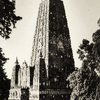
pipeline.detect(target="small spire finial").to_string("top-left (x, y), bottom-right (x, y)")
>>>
top-left (40, 52), bottom-right (43, 58)
top-left (15, 57), bottom-right (19, 65)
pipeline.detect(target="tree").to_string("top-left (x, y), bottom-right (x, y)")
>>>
top-left (0, 0), bottom-right (22, 78)
top-left (67, 26), bottom-right (100, 100)
top-left (0, 0), bottom-right (22, 39)
top-left (68, 63), bottom-right (99, 100)
top-left (0, 48), bottom-right (8, 80)
top-left (0, 48), bottom-right (10, 100)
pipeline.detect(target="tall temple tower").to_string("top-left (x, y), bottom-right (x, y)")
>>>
top-left (8, 0), bottom-right (75, 100)
top-left (31, 0), bottom-right (75, 100)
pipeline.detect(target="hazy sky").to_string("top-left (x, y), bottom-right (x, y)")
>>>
top-left (0, 0), bottom-right (100, 78)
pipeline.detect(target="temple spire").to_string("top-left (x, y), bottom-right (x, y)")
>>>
top-left (15, 57), bottom-right (19, 65)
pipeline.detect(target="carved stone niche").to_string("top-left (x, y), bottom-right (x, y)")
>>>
top-left (21, 88), bottom-right (29, 100)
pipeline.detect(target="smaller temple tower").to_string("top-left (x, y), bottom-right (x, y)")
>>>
top-left (20, 61), bottom-right (30, 88)
top-left (8, 59), bottom-right (34, 100)
top-left (11, 58), bottom-right (20, 88)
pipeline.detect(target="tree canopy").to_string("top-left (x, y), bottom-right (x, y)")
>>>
top-left (0, 0), bottom-right (22, 79)
top-left (0, 48), bottom-right (8, 79)
top-left (0, 0), bottom-right (22, 78)
top-left (67, 27), bottom-right (100, 100)
top-left (0, 0), bottom-right (22, 39)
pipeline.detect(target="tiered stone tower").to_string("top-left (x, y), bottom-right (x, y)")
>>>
top-left (8, 59), bottom-right (34, 100)
top-left (31, 0), bottom-right (75, 99)
top-left (8, 0), bottom-right (75, 100)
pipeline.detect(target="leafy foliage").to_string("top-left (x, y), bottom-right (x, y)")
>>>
top-left (68, 66), bottom-right (99, 100)
top-left (68, 28), bottom-right (100, 100)
top-left (0, 0), bottom-right (22, 78)
top-left (0, 47), bottom-right (8, 88)
top-left (0, 0), bottom-right (22, 39)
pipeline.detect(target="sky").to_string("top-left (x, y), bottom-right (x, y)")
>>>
top-left (0, 0), bottom-right (100, 78)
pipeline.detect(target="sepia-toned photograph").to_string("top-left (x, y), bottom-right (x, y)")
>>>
top-left (0, 0), bottom-right (100, 100)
